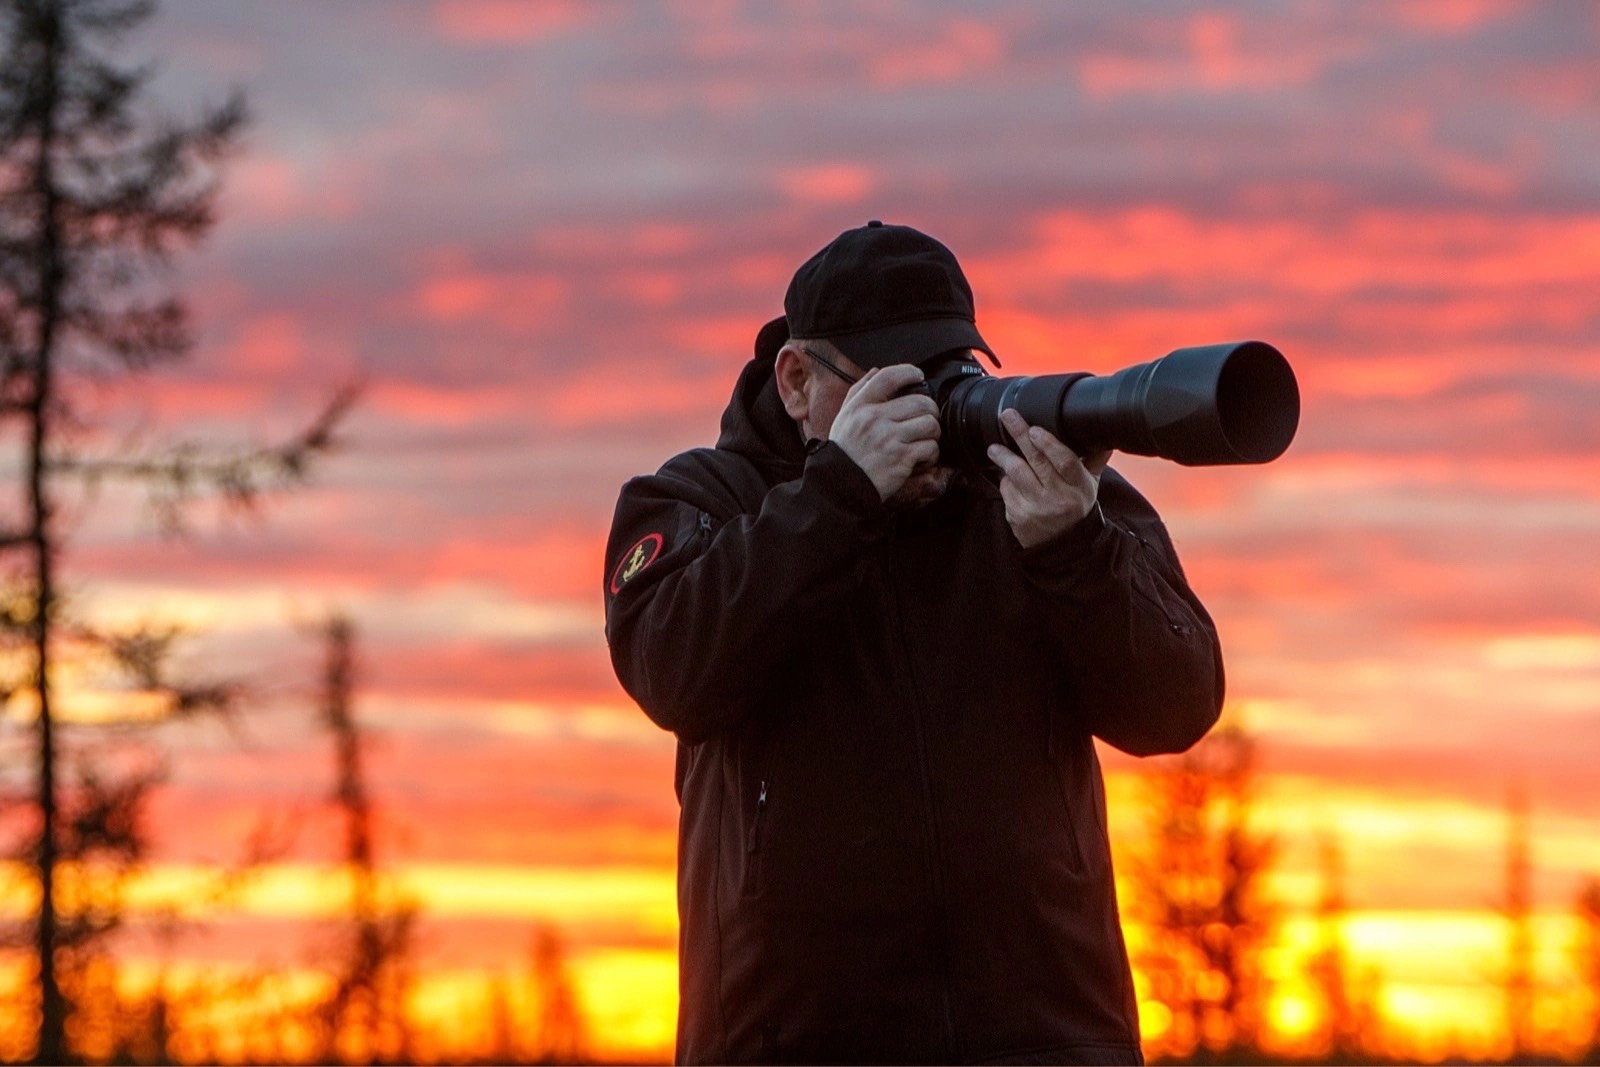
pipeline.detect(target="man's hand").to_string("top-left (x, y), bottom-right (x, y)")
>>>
top-left (828, 364), bottom-right (942, 501)
top-left (987, 408), bottom-right (1112, 549)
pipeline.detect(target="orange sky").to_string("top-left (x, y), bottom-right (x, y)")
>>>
top-left (5, 0), bottom-right (1599, 1061)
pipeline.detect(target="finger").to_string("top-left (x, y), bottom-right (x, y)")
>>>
top-left (853, 363), bottom-right (923, 403)
top-left (841, 366), bottom-right (880, 402)
top-left (1002, 410), bottom-right (1057, 480)
top-left (895, 412), bottom-right (941, 443)
top-left (986, 441), bottom-right (1040, 489)
top-left (1025, 425), bottom-right (1081, 476)
top-left (999, 407), bottom-right (1029, 448)
top-left (883, 392), bottom-right (940, 423)
top-left (1083, 449), bottom-right (1113, 477)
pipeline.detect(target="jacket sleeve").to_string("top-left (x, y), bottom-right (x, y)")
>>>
top-left (603, 443), bottom-right (886, 744)
top-left (1019, 468), bottom-right (1225, 757)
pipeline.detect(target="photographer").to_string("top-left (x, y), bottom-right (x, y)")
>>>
top-left (604, 221), bottom-right (1224, 1065)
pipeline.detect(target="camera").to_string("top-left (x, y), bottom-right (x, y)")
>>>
top-left (918, 341), bottom-right (1300, 468)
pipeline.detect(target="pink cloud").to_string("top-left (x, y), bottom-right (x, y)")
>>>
top-left (222, 153), bottom-right (363, 225)
top-left (427, 528), bottom-right (607, 601)
top-left (962, 207), bottom-right (1600, 373)
top-left (363, 643), bottom-right (620, 708)
top-left (1388, 0), bottom-right (1525, 34)
top-left (368, 379), bottom-right (530, 426)
top-left (612, 269), bottom-right (685, 310)
top-left (776, 163), bottom-right (877, 206)
top-left (1078, 11), bottom-right (1363, 97)
top-left (413, 268), bottom-right (570, 331)
top-left (226, 312), bottom-right (312, 375)
top-left (533, 222), bottom-right (706, 261)
top-left (867, 17), bottom-right (1006, 88)
top-left (432, 0), bottom-right (592, 43)
top-left (539, 357), bottom-right (722, 429)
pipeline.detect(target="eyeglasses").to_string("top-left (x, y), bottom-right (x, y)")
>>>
top-left (800, 345), bottom-right (861, 387)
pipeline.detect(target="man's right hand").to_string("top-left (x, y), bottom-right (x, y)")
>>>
top-left (827, 364), bottom-right (942, 501)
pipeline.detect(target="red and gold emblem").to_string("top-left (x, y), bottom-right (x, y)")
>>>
top-left (610, 532), bottom-right (664, 594)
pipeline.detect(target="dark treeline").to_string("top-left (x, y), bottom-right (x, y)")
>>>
top-left (0, 609), bottom-right (596, 1065)
top-left (1127, 721), bottom-right (1600, 1065)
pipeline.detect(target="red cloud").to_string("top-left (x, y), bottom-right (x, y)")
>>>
top-left (144, 725), bottom-right (679, 867)
top-left (363, 643), bottom-right (621, 707)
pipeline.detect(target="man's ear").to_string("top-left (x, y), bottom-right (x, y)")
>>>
top-left (774, 344), bottom-right (811, 423)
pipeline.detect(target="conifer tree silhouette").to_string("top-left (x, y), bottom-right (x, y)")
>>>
top-left (1502, 784), bottom-right (1536, 1063)
top-left (1307, 831), bottom-right (1386, 1062)
top-left (527, 923), bottom-right (586, 1064)
top-left (1128, 722), bottom-right (1274, 1062)
top-left (316, 613), bottom-right (416, 1065)
top-left (1575, 875), bottom-right (1600, 1062)
top-left (0, 1), bottom-right (351, 1059)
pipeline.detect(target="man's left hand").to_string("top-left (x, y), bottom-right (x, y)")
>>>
top-left (987, 408), bottom-right (1113, 549)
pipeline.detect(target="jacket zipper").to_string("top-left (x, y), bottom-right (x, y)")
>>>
top-left (879, 550), bottom-right (959, 1059)
top-left (744, 779), bottom-right (767, 895)
top-left (746, 779), bottom-right (767, 852)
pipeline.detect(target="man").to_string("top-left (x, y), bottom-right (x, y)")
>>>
top-left (604, 221), bottom-right (1223, 1065)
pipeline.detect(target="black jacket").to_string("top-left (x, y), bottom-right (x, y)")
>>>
top-left (603, 351), bottom-right (1224, 1065)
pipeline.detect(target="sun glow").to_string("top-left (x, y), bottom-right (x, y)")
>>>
top-left (4, 854), bottom-right (1598, 1062)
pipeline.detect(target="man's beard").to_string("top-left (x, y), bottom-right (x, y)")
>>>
top-left (886, 466), bottom-right (956, 509)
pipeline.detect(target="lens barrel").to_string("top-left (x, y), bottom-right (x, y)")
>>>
top-left (937, 341), bottom-right (1300, 467)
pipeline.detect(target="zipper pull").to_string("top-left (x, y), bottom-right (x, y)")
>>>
top-left (746, 780), bottom-right (767, 853)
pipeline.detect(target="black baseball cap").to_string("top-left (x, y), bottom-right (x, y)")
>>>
top-left (753, 221), bottom-right (999, 371)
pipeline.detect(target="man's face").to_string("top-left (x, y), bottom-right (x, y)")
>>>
top-left (804, 350), bottom-right (957, 509)
top-left (796, 349), bottom-right (857, 443)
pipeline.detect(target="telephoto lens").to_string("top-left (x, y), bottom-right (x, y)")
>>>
top-left (929, 341), bottom-right (1300, 468)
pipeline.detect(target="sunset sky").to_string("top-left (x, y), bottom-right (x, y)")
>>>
top-left (11, 0), bottom-right (1600, 1060)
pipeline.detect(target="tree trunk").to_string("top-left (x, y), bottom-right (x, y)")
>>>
top-left (27, 3), bottom-right (66, 1061)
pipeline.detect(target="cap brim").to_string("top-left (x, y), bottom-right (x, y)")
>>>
top-left (830, 317), bottom-right (999, 370)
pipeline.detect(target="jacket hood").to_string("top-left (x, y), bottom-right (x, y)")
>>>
top-left (714, 351), bottom-right (807, 479)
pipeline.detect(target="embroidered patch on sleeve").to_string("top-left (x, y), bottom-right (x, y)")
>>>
top-left (610, 532), bottom-right (665, 594)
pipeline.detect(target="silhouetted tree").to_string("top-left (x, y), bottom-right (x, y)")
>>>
top-left (476, 924), bottom-right (589, 1064)
top-left (1576, 875), bottom-right (1600, 1063)
top-left (1309, 832), bottom-right (1354, 1060)
top-left (527, 923), bottom-right (586, 1065)
top-left (487, 974), bottom-right (517, 1064)
top-left (316, 614), bottom-right (416, 1065)
top-left (1502, 784), bottom-right (1536, 1063)
top-left (1129, 722), bottom-right (1275, 1062)
top-left (1307, 831), bottom-right (1385, 1062)
top-left (0, 1), bottom-right (351, 1060)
